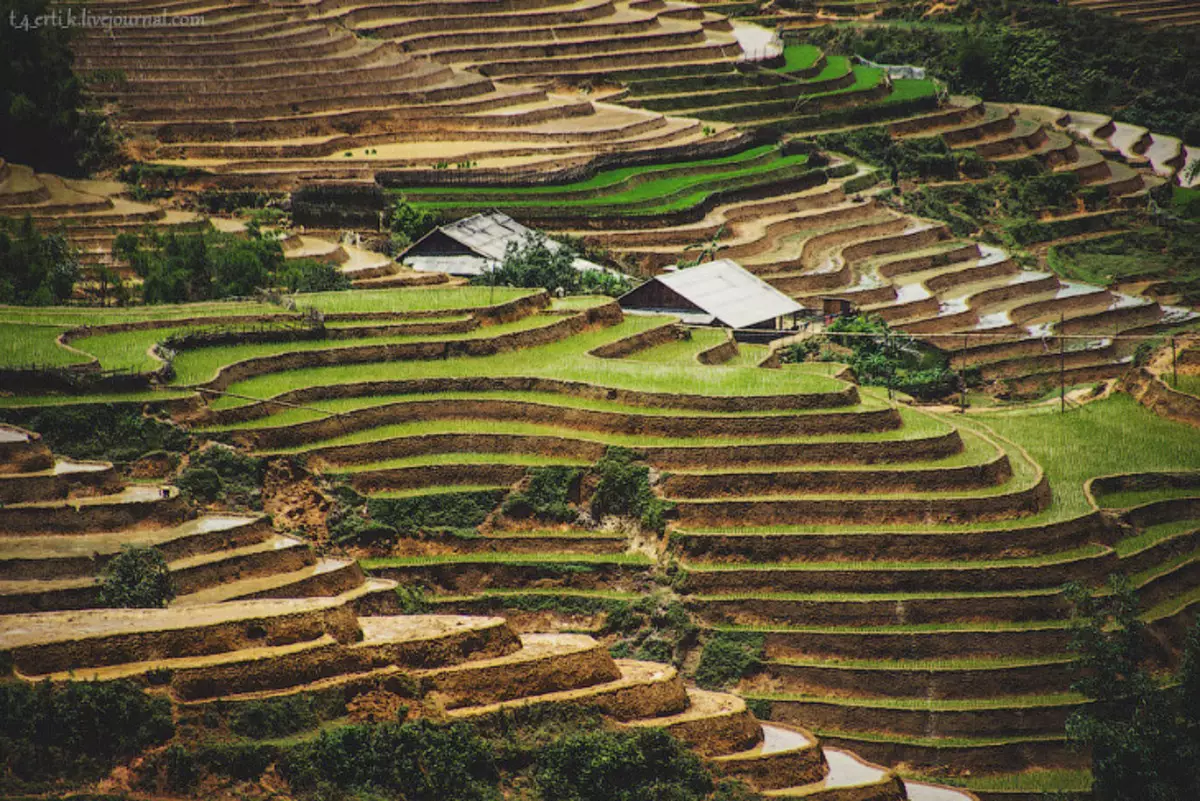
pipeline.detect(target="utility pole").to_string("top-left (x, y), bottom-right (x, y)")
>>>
top-left (1172, 337), bottom-right (1178, 388)
top-left (960, 333), bottom-right (968, 413)
top-left (1060, 313), bottom-right (1066, 414)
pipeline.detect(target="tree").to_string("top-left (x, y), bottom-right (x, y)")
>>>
top-left (98, 545), bottom-right (175, 608)
top-left (386, 196), bottom-right (438, 255)
top-left (1, 0), bottom-right (119, 175)
top-left (477, 233), bottom-right (631, 296)
top-left (1064, 576), bottom-right (1200, 800)
top-left (535, 728), bottom-right (713, 801)
top-left (0, 215), bottom-right (80, 305)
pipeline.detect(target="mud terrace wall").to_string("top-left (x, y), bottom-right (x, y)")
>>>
top-left (194, 374), bottom-right (862, 426)
top-left (672, 510), bottom-right (1116, 563)
top-left (697, 331), bottom-right (738, 365)
top-left (201, 303), bottom-right (619, 392)
top-left (1121, 366), bottom-right (1200, 428)
top-left (302, 429), bottom-right (963, 471)
top-left (589, 321), bottom-right (683, 358)
top-left (662, 455), bottom-right (1012, 498)
top-left (225, 400), bottom-right (902, 451)
top-left (816, 732), bottom-right (1085, 773)
top-left (673, 473), bottom-right (1051, 528)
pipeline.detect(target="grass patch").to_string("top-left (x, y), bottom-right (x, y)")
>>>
top-left (750, 691), bottom-right (1083, 710)
top-left (964, 395), bottom-right (1200, 520)
top-left (775, 44), bottom-right (823, 73)
top-left (1098, 486), bottom-right (1200, 509)
top-left (409, 152), bottom-right (811, 213)
top-left (626, 329), bottom-right (728, 365)
top-left (682, 544), bottom-right (1105, 572)
top-left (909, 768), bottom-right (1093, 792)
top-left (205, 386), bottom-right (887, 433)
top-left (361, 552), bottom-right (651, 568)
top-left (212, 317), bottom-right (847, 408)
top-left (329, 453), bottom-right (593, 472)
top-left (0, 323), bottom-right (90, 369)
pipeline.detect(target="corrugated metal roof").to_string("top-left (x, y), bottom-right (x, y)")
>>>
top-left (438, 212), bottom-right (538, 261)
top-left (405, 212), bottom-right (608, 276)
top-left (650, 259), bottom-right (802, 329)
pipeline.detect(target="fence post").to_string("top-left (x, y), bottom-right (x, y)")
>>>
top-left (1059, 313), bottom-right (1066, 414)
top-left (1172, 337), bottom-right (1178, 388)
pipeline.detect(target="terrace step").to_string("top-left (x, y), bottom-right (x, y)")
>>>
top-left (411, 632), bottom-right (621, 708)
top-left (762, 654), bottom-right (1077, 699)
top-left (626, 686), bottom-right (763, 756)
top-left (711, 722), bottom-right (827, 790)
top-left (448, 658), bottom-right (691, 722)
top-left (173, 557), bottom-right (367, 605)
top-left (765, 747), bottom-right (904, 799)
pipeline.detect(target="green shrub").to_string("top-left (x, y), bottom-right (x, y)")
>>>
top-left (590, 447), bottom-right (673, 532)
top-left (280, 719), bottom-right (499, 801)
top-left (473, 233), bottom-right (631, 296)
top-left (176, 444), bottom-right (265, 508)
top-left (276, 258), bottom-right (351, 293)
top-left (98, 545), bottom-right (175, 609)
top-left (230, 696), bottom-right (323, 740)
top-left (387, 196), bottom-right (438, 243)
top-left (5, 405), bottom-right (188, 463)
top-left (0, 679), bottom-right (174, 789)
top-left (0, 216), bottom-right (80, 306)
top-left (502, 466), bottom-right (582, 522)
top-left (366, 489), bottom-right (507, 539)
top-left (695, 632), bottom-right (764, 690)
top-left (535, 728), bottom-right (713, 801)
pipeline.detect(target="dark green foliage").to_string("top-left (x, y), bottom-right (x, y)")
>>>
top-left (590, 447), bottom-right (673, 532)
top-left (603, 595), bottom-right (699, 667)
top-left (1047, 228), bottom-right (1200, 303)
top-left (1, 0), bottom-right (119, 175)
top-left (394, 584), bottom-right (430, 614)
top-left (695, 632), bottom-right (765, 690)
top-left (98, 545), bottom-right (175, 608)
top-left (470, 704), bottom-right (608, 771)
top-left (825, 315), bottom-right (961, 401)
top-left (899, 168), bottom-right (1085, 243)
top-left (534, 728), bottom-right (713, 801)
top-left (118, 228), bottom-right (345, 303)
top-left (1064, 577), bottom-right (1200, 800)
top-left (474, 233), bottom-right (631, 297)
top-left (364, 489), bottom-right (507, 540)
top-left (0, 215), bottom-right (80, 306)
top-left (0, 679), bottom-right (174, 789)
top-left (812, 127), bottom-right (977, 180)
top-left (117, 164), bottom-right (194, 202)
top-left (164, 744), bottom-right (198, 792)
top-left (230, 696), bottom-right (323, 740)
top-left (276, 258), bottom-right (351, 293)
top-left (387, 196), bottom-right (438, 244)
top-left (803, 0), bottom-right (1200, 144)
top-left (280, 719), bottom-right (499, 801)
top-left (176, 444), bottom-right (265, 509)
top-left (502, 466), bottom-right (582, 522)
top-left (10, 405), bottom-right (190, 462)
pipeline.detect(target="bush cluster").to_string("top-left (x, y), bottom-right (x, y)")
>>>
top-left (695, 632), bottom-right (765, 690)
top-left (590, 447), bottom-right (673, 532)
top-left (0, 679), bottom-right (174, 790)
top-left (535, 728), bottom-right (712, 801)
top-left (473, 233), bottom-right (632, 297)
top-left (280, 719), bottom-right (499, 801)
top-left (176, 444), bottom-right (266, 509)
top-left (11, 404), bottom-right (190, 462)
top-left (1, 0), bottom-right (120, 175)
top-left (502, 466), bottom-right (582, 523)
top-left (0, 215), bottom-right (80, 306)
top-left (98, 545), bottom-right (175, 608)
top-left (803, 0), bottom-right (1200, 144)
top-left (113, 229), bottom-right (346, 304)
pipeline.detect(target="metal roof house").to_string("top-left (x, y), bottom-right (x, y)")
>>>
top-left (618, 259), bottom-right (804, 330)
top-left (401, 211), bottom-right (605, 276)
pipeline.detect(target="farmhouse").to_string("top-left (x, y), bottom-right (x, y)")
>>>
top-left (400, 211), bottom-right (606, 276)
top-left (618, 259), bottom-right (804, 330)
